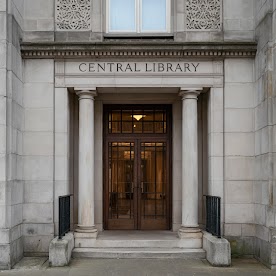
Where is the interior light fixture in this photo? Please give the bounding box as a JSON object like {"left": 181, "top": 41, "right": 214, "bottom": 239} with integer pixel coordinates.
{"left": 132, "top": 115, "right": 146, "bottom": 121}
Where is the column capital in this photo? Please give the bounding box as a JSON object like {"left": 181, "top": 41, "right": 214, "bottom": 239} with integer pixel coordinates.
{"left": 75, "top": 88, "right": 97, "bottom": 100}
{"left": 179, "top": 88, "right": 202, "bottom": 100}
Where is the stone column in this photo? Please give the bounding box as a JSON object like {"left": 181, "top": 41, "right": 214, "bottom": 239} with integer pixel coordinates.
{"left": 178, "top": 89, "right": 202, "bottom": 243}
{"left": 75, "top": 89, "right": 98, "bottom": 241}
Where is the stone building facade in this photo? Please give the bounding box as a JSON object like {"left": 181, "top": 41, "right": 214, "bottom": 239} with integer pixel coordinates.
{"left": 0, "top": 0, "right": 276, "bottom": 269}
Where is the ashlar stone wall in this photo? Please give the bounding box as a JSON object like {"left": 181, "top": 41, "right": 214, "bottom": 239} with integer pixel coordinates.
{"left": 253, "top": 0, "right": 276, "bottom": 267}
{"left": 0, "top": 0, "right": 9, "bottom": 269}
{"left": 223, "top": 0, "right": 255, "bottom": 41}
{"left": 23, "top": 59, "right": 55, "bottom": 255}
{"left": 0, "top": 0, "right": 24, "bottom": 269}
{"left": 224, "top": 58, "right": 256, "bottom": 255}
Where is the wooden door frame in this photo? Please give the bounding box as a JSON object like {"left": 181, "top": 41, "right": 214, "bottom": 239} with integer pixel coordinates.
{"left": 103, "top": 104, "right": 172, "bottom": 230}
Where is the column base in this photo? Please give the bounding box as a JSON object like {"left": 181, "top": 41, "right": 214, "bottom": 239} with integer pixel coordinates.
{"left": 74, "top": 226, "right": 98, "bottom": 247}
{"left": 75, "top": 225, "right": 98, "bottom": 234}
{"left": 178, "top": 227, "right": 203, "bottom": 248}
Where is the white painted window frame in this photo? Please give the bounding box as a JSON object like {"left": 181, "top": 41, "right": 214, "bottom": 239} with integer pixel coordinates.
{"left": 106, "top": 0, "right": 171, "bottom": 34}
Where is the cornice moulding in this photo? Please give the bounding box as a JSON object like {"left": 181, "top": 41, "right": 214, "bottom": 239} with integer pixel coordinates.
{"left": 21, "top": 42, "right": 257, "bottom": 59}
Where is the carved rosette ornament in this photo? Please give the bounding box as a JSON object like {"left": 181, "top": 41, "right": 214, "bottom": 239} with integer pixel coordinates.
{"left": 56, "top": 0, "right": 91, "bottom": 30}
{"left": 186, "top": 0, "right": 221, "bottom": 30}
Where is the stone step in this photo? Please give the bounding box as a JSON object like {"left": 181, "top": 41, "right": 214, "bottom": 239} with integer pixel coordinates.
{"left": 75, "top": 239, "right": 202, "bottom": 248}
{"left": 72, "top": 248, "right": 206, "bottom": 259}
{"left": 74, "top": 231, "right": 203, "bottom": 249}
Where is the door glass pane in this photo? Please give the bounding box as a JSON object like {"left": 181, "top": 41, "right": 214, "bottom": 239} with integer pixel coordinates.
{"left": 110, "top": 0, "right": 136, "bottom": 31}
{"left": 109, "top": 142, "right": 134, "bottom": 219}
{"left": 141, "top": 142, "right": 167, "bottom": 219}
{"left": 141, "top": 0, "right": 167, "bottom": 32}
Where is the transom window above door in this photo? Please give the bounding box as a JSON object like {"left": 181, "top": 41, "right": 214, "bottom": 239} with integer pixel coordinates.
{"left": 107, "top": 0, "right": 170, "bottom": 33}
{"left": 107, "top": 106, "right": 170, "bottom": 134}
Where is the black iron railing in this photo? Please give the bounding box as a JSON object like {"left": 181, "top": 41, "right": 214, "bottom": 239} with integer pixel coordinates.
{"left": 59, "top": 195, "right": 71, "bottom": 239}
{"left": 205, "top": 195, "right": 221, "bottom": 238}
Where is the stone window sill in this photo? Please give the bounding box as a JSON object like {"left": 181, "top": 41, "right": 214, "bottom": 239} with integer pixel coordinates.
{"left": 103, "top": 33, "right": 174, "bottom": 41}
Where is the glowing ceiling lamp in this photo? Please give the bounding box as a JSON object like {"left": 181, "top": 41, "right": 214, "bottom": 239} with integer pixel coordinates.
{"left": 132, "top": 115, "right": 146, "bottom": 121}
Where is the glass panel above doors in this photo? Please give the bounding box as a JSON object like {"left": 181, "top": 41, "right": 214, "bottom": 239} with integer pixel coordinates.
{"left": 108, "top": 107, "right": 168, "bottom": 134}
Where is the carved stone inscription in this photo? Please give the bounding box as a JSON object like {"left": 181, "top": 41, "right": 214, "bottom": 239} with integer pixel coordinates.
{"left": 56, "top": 0, "right": 91, "bottom": 30}
{"left": 186, "top": 0, "right": 221, "bottom": 30}
{"left": 63, "top": 61, "right": 223, "bottom": 76}
{"left": 78, "top": 62, "right": 200, "bottom": 74}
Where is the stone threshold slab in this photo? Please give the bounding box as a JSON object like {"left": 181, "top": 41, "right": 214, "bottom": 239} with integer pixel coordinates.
{"left": 72, "top": 248, "right": 206, "bottom": 259}
{"left": 97, "top": 230, "right": 179, "bottom": 240}
{"left": 74, "top": 231, "right": 203, "bottom": 249}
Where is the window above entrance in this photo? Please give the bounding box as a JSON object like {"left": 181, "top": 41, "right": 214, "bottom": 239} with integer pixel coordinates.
{"left": 106, "top": 0, "right": 171, "bottom": 33}
{"left": 107, "top": 106, "right": 168, "bottom": 134}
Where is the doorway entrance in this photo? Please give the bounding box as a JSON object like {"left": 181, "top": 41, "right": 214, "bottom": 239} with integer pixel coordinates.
{"left": 104, "top": 105, "right": 172, "bottom": 230}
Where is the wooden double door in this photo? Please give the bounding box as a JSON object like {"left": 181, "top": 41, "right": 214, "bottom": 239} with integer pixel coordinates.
{"left": 104, "top": 105, "right": 171, "bottom": 230}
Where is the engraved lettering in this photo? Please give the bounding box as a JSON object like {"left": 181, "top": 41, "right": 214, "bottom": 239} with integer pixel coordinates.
{"left": 184, "top": 63, "right": 191, "bottom": 72}
{"left": 125, "top": 63, "right": 133, "bottom": 72}
{"left": 175, "top": 64, "right": 183, "bottom": 72}
{"left": 146, "top": 63, "right": 153, "bottom": 72}
{"left": 158, "top": 63, "right": 165, "bottom": 72}
{"left": 97, "top": 63, "right": 105, "bottom": 72}
{"left": 78, "top": 62, "right": 201, "bottom": 74}
{"left": 134, "top": 63, "right": 141, "bottom": 72}
{"left": 117, "top": 63, "right": 123, "bottom": 72}
{"left": 167, "top": 63, "right": 174, "bottom": 72}
{"left": 79, "top": 63, "right": 87, "bottom": 72}
{"left": 89, "top": 63, "right": 95, "bottom": 72}
{"left": 191, "top": 63, "right": 200, "bottom": 72}
{"left": 107, "top": 63, "right": 115, "bottom": 72}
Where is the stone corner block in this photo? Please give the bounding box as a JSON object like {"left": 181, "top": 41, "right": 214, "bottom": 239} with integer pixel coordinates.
{"left": 203, "top": 231, "right": 231, "bottom": 267}
{"left": 0, "top": 244, "right": 11, "bottom": 270}
{"left": 49, "top": 232, "right": 74, "bottom": 267}
{"left": 269, "top": 227, "right": 276, "bottom": 269}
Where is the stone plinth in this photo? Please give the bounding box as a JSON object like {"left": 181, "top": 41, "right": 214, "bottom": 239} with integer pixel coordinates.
{"left": 74, "top": 231, "right": 98, "bottom": 248}
{"left": 49, "top": 232, "right": 74, "bottom": 267}
{"left": 203, "top": 231, "right": 231, "bottom": 267}
{"left": 178, "top": 228, "right": 203, "bottom": 248}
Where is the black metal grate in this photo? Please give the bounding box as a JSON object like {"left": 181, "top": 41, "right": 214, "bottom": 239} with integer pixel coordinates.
{"left": 205, "top": 195, "right": 221, "bottom": 238}
{"left": 59, "top": 195, "right": 71, "bottom": 239}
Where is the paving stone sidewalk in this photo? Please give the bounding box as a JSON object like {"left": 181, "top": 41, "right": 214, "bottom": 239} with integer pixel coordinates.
{"left": 0, "top": 257, "right": 275, "bottom": 276}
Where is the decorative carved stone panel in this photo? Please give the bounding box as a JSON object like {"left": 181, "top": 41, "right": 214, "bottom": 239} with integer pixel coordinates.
{"left": 56, "top": 0, "right": 92, "bottom": 31}
{"left": 186, "top": 0, "right": 221, "bottom": 30}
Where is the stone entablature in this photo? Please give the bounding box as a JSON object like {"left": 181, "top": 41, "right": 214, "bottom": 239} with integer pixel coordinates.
{"left": 56, "top": 0, "right": 92, "bottom": 31}
{"left": 186, "top": 0, "right": 222, "bottom": 30}
{"left": 20, "top": 43, "right": 257, "bottom": 59}
{"left": 54, "top": 59, "right": 224, "bottom": 89}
